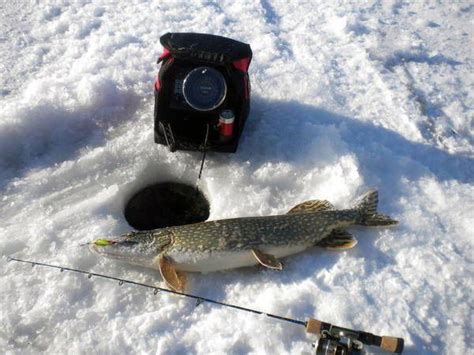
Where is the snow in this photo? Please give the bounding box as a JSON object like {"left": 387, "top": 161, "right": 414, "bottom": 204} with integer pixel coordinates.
{"left": 1, "top": 1, "right": 473, "bottom": 354}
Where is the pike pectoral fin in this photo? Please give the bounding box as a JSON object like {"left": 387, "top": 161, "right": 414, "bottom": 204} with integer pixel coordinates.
{"left": 159, "top": 256, "right": 187, "bottom": 292}
{"left": 287, "top": 200, "right": 334, "bottom": 214}
{"left": 317, "top": 229, "right": 358, "bottom": 250}
{"left": 252, "top": 249, "right": 283, "bottom": 270}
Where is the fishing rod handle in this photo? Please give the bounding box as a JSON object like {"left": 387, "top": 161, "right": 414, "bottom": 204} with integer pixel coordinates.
{"left": 380, "top": 336, "right": 404, "bottom": 353}
{"left": 306, "top": 318, "right": 324, "bottom": 334}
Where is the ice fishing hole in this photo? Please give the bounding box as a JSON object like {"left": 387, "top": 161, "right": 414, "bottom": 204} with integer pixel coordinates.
{"left": 124, "top": 182, "right": 210, "bottom": 230}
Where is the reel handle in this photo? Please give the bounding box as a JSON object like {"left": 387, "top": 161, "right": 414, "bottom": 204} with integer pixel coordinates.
{"left": 305, "top": 318, "right": 404, "bottom": 354}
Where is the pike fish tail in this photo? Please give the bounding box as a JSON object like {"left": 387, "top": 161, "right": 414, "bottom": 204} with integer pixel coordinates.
{"left": 353, "top": 190, "right": 398, "bottom": 226}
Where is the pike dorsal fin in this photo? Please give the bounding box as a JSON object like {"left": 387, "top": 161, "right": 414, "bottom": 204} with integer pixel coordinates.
{"left": 252, "top": 249, "right": 283, "bottom": 270}
{"left": 159, "top": 256, "right": 187, "bottom": 292}
{"left": 317, "top": 229, "right": 357, "bottom": 250}
{"left": 287, "top": 200, "right": 334, "bottom": 214}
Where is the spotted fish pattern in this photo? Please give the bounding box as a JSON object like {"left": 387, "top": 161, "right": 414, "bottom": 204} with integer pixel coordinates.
{"left": 90, "top": 190, "right": 397, "bottom": 291}
{"left": 169, "top": 211, "right": 359, "bottom": 252}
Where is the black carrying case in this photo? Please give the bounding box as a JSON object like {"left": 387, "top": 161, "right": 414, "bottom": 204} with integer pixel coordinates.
{"left": 154, "top": 33, "right": 252, "bottom": 153}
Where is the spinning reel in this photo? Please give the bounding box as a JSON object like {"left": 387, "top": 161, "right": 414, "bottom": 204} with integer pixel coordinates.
{"left": 307, "top": 318, "right": 404, "bottom": 354}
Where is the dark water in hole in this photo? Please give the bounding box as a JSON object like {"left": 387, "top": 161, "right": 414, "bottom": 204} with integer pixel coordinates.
{"left": 124, "top": 182, "right": 210, "bottom": 230}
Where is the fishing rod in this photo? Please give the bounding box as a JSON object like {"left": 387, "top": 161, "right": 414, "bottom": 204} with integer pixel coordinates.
{"left": 7, "top": 256, "right": 404, "bottom": 354}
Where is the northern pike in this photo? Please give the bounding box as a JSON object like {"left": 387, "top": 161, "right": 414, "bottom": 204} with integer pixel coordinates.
{"left": 90, "top": 190, "right": 397, "bottom": 292}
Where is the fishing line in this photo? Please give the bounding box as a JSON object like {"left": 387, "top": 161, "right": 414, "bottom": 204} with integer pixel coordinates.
{"left": 197, "top": 123, "right": 210, "bottom": 181}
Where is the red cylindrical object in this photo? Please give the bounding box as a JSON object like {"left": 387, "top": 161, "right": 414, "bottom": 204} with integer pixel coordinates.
{"left": 219, "top": 110, "right": 235, "bottom": 140}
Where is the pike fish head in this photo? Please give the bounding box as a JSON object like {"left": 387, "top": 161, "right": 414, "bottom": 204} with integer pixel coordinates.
{"left": 89, "top": 230, "right": 172, "bottom": 268}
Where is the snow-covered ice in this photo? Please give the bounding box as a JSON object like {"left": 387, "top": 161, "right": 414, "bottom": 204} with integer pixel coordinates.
{"left": 1, "top": 1, "right": 473, "bottom": 354}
